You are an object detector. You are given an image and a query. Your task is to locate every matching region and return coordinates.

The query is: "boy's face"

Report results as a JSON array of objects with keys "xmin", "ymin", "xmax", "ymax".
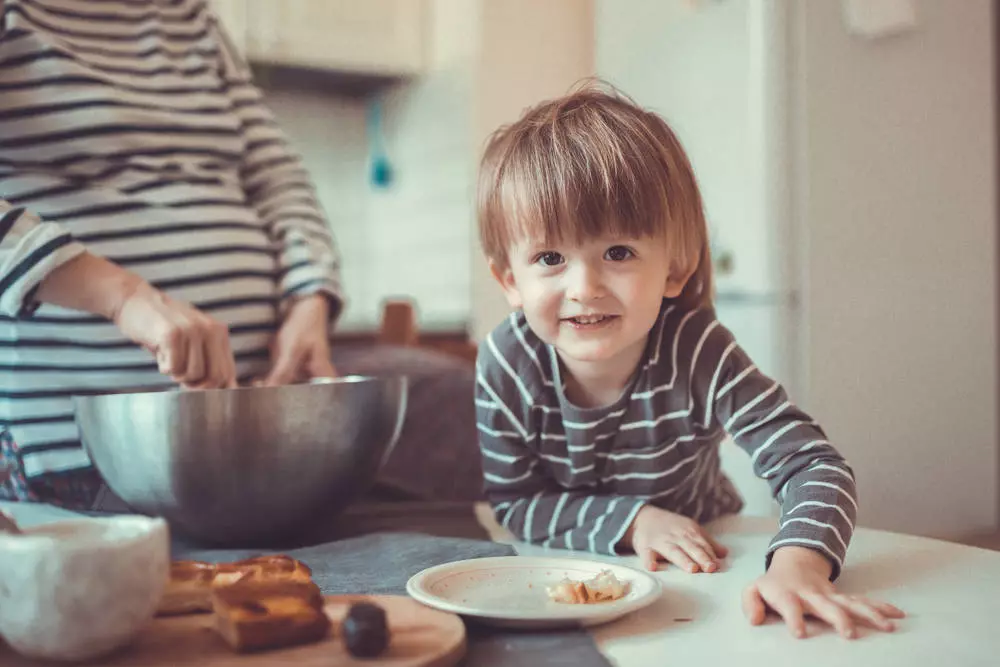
[{"xmin": 491, "ymin": 232, "xmax": 692, "ymax": 376}]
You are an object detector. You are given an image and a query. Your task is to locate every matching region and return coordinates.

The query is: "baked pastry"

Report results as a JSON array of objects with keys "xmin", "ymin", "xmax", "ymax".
[
  {"xmin": 157, "ymin": 560, "xmax": 218, "ymax": 616},
  {"xmin": 214, "ymin": 555, "xmax": 313, "ymax": 585},
  {"xmin": 210, "ymin": 580, "xmax": 331, "ymax": 653},
  {"xmin": 156, "ymin": 555, "xmax": 313, "ymax": 616},
  {"xmin": 546, "ymin": 569, "xmax": 628, "ymax": 604}
]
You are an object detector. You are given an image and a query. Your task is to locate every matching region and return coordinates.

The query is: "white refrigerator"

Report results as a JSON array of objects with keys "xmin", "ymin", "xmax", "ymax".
[{"xmin": 597, "ymin": 0, "xmax": 796, "ymax": 516}]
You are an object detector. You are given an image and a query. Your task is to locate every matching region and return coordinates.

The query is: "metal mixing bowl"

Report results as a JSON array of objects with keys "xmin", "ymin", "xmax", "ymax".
[{"xmin": 72, "ymin": 376, "xmax": 407, "ymax": 547}]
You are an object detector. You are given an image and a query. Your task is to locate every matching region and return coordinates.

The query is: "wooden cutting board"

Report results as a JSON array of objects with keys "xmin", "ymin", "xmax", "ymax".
[{"xmin": 0, "ymin": 595, "xmax": 466, "ymax": 667}]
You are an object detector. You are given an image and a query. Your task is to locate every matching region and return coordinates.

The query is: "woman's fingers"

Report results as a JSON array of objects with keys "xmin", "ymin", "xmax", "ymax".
[
  {"xmin": 156, "ymin": 309, "xmax": 235, "ymax": 389},
  {"xmin": 203, "ymin": 318, "xmax": 236, "ymax": 388},
  {"xmin": 153, "ymin": 317, "xmax": 185, "ymax": 378},
  {"xmin": 188, "ymin": 335, "xmax": 235, "ymax": 389},
  {"xmin": 113, "ymin": 283, "xmax": 237, "ymax": 388},
  {"xmin": 181, "ymin": 329, "xmax": 206, "ymax": 386},
  {"xmin": 306, "ymin": 353, "xmax": 338, "ymax": 380}
]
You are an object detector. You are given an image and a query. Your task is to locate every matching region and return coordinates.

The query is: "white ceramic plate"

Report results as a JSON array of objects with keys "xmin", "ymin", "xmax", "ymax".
[{"xmin": 406, "ymin": 556, "xmax": 662, "ymax": 629}]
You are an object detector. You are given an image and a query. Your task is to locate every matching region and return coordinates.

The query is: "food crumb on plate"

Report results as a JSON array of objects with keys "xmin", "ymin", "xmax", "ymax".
[{"xmin": 546, "ymin": 569, "xmax": 627, "ymax": 604}]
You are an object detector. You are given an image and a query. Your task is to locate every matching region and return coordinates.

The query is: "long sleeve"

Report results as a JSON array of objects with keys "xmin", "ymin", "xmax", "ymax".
[
  {"xmin": 476, "ymin": 339, "xmax": 647, "ymax": 555},
  {"xmin": 0, "ymin": 201, "xmax": 85, "ymax": 318},
  {"xmin": 708, "ymin": 339, "xmax": 858, "ymax": 580},
  {"xmin": 210, "ymin": 18, "xmax": 344, "ymax": 320}
]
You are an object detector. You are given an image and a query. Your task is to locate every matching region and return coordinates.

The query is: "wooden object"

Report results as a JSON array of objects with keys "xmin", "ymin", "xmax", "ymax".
[
  {"xmin": 378, "ymin": 299, "xmax": 420, "ymax": 347},
  {"xmin": 371, "ymin": 299, "xmax": 477, "ymax": 365},
  {"xmin": 0, "ymin": 595, "xmax": 466, "ymax": 667}
]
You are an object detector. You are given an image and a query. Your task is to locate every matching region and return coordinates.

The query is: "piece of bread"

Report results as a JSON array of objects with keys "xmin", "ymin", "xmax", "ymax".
[
  {"xmin": 156, "ymin": 555, "xmax": 314, "ymax": 616},
  {"xmin": 214, "ymin": 555, "xmax": 314, "ymax": 585},
  {"xmin": 546, "ymin": 569, "xmax": 628, "ymax": 604},
  {"xmin": 210, "ymin": 580, "xmax": 331, "ymax": 653},
  {"xmin": 157, "ymin": 560, "xmax": 218, "ymax": 616}
]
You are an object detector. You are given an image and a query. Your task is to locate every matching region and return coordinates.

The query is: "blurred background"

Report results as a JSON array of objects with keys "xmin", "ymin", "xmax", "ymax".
[{"xmin": 209, "ymin": 0, "xmax": 998, "ymax": 547}]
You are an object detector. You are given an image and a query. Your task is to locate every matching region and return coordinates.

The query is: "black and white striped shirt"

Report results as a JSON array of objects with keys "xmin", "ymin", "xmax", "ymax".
[
  {"xmin": 476, "ymin": 304, "xmax": 858, "ymax": 578},
  {"xmin": 0, "ymin": 0, "xmax": 342, "ymax": 478}
]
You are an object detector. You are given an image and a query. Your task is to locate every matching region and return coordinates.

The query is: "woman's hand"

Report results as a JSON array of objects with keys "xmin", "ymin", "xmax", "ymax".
[
  {"xmin": 742, "ymin": 546, "xmax": 905, "ymax": 639},
  {"xmin": 625, "ymin": 505, "xmax": 729, "ymax": 573},
  {"xmin": 113, "ymin": 281, "xmax": 237, "ymax": 389},
  {"xmin": 260, "ymin": 294, "xmax": 337, "ymax": 386},
  {"xmin": 36, "ymin": 252, "xmax": 237, "ymax": 389}
]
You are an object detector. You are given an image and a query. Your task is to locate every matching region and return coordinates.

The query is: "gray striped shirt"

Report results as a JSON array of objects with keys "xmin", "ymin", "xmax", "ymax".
[
  {"xmin": 0, "ymin": 0, "xmax": 342, "ymax": 477},
  {"xmin": 476, "ymin": 304, "xmax": 858, "ymax": 578}
]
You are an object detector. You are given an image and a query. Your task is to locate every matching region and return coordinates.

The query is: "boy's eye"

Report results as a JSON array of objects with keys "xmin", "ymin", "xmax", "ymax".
[
  {"xmin": 535, "ymin": 251, "xmax": 564, "ymax": 267},
  {"xmin": 605, "ymin": 246, "xmax": 634, "ymax": 261}
]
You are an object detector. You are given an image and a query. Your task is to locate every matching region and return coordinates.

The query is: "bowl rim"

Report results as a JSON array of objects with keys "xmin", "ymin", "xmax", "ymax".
[
  {"xmin": 68, "ymin": 374, "xmax": 392, "ymax": 401},
  {"xmin": 0, "ymin": 515, "xmax": 167, "ymax": 553}
]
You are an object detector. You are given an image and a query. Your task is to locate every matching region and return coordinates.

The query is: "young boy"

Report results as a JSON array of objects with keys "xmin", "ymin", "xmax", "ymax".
[{"xmin": 474, "ymin": 82, "xmax": 904, "ymax": 639}]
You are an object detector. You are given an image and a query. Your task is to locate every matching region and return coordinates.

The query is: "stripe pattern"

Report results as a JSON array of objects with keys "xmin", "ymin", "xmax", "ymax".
[
  {"xmin": 476, "ymin": 304, "xmax": 858, "ymax": 579},
  {"xmin": 0, "ymin": 0, "xmax": 343, "ymax": 477}
]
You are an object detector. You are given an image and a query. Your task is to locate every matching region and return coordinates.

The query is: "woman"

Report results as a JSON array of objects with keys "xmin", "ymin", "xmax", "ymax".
[{"xmin": 0, "ymin": 0, "xmax": 482, "ymax": 508}]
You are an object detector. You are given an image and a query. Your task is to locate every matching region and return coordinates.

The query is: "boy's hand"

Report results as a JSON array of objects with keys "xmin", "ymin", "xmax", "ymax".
[
  {"xmin": 742, "ymin": 546, "xmax": 905, "ymax": 639},
  {"xmin": 625, "ymin": 505, "xmax": 728, "ymax": 573}
]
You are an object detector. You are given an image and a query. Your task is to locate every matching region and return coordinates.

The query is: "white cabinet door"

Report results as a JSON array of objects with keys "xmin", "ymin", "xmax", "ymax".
[{"xmin": 244, "ymin": 0, "xmax": 425, "ymax": 77}]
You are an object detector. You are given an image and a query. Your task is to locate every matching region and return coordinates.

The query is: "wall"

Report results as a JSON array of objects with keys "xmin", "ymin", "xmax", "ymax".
[
  {"xmin": 793, "ymin": 0, "xmax": 998, "ymax": 538},
  {"xmin": 261, "ymin": 0, "xmax": 479, "ymax": 333},
  {"xmin": 469, "ymin": 0, "xmax": 597, "ymax": 340},
  {"xmin": 260, "ymin": 90, "xmax": 371, "ymax": 329}
]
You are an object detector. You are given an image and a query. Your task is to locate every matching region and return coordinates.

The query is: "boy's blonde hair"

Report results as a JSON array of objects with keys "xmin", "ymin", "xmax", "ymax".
[{"xmin": 477, "ymin": 81, "xmax": 713, "ymax": 310}]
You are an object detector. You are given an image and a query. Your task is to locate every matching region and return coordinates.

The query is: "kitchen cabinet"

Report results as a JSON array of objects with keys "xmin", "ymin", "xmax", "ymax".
[{"xmin": 209, "ymin": 0, "xmax": 425, "ymax": 78}]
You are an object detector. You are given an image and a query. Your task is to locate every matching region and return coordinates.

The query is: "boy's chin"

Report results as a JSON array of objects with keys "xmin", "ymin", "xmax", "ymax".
[{"xmin": 556, "ymin": 343, "xmax": 630, "ymax": 365}]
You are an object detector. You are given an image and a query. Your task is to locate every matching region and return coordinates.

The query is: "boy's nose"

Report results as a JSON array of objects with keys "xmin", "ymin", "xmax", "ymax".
[{"xmin": 565, "ymin": 264, "xmax": 606, "ymax": 302}]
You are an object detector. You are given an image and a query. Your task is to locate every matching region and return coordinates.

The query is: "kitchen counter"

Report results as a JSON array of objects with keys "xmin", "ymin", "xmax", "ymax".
[
  {"xmin": 5, "ymin": 501, "xmax": 998, "ymax": 665},
  {"xmin": 477, "ymin": 510, "xmax": 1000, "ymax": 666}
]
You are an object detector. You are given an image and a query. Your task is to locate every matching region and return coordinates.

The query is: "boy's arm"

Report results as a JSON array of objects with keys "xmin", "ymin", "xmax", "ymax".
[
  {"xmin": 476, "ymin": 349, "xmax": 645, "ymax": 554},
  {"xmin": 706, "ymin": 335, "xmax": 857, "ymax": 580}
]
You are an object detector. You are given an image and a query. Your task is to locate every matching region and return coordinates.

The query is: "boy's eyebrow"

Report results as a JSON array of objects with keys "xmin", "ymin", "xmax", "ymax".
[{"xmin": 513, "ymin": 243, "xmax": 548, "ymax": 257}]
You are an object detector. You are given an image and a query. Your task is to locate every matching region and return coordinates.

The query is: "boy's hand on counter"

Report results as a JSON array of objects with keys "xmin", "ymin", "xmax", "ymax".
[
  {"xmin": 625, "ymin": 505, "xmax": 728, "ymax": 573},
  {"xmin": 742, "ymin": 545, "xmax": 905, "ymax": 639}
]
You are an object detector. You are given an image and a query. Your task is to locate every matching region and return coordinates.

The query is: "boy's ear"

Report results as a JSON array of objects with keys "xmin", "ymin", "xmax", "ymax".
[
  {"xmin": 664, "ymin": 262, "xmax": 697, "ymax": 299},
  {"xmin": 489, "ymin": 259, "xmax": 523, "ymax": 309}
]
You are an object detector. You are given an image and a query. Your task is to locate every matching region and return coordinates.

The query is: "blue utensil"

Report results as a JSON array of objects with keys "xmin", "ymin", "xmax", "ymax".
[{"xmin": 367, "ymin": 98, "xmax": 393, "ymax": 188}]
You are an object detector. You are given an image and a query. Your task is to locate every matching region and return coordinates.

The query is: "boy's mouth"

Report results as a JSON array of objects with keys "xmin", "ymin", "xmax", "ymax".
[{"xmin": 562, "ymin": 314, "xmax": 618, "ymax": 328}]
